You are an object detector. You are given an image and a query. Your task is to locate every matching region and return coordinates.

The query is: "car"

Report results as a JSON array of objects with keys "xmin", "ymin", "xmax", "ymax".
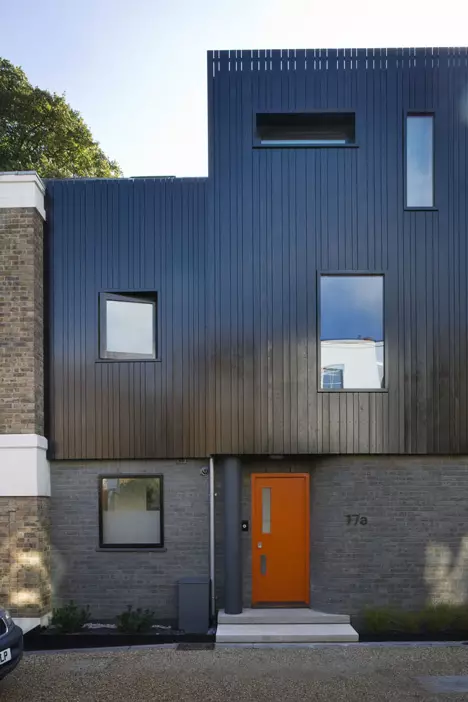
[{"xmin": 0, "ymin": 608, "xmax": 23, "ymax": 681}]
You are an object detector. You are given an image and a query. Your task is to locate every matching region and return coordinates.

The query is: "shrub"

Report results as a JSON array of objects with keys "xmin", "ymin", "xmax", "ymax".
[
  {"xmin": 51, "ymin": 601, "xmax": 90, "ymax": 633},
  {"xmin": 116, "ymin": 605, "xmax": 156, "ymax": 633},
  {"xmin": 363, "ymin": 604, "xmax": 468, "ymax": 635},
  {"xmin": 420, "ymin": 604, "xmax": 468, "ymax": 633},
  {"xmin": 363, "ymin": 607, "xmax": 420, "ymax": 634}
]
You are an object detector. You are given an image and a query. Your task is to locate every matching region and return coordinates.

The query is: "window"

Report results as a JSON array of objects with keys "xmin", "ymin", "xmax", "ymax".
[
  {"xmin": 99, "ymin": 476, "xmax": 163, "ymax": 548},
  {"xmin": 320, "ymin": 275, "xmax": 384, "ymax": 390},
  {"xmin": 406, "ymin": 114, "xmax": 434, "ymax": 208},
  {"xmin": 100, "ymin": 292, "xmax": 157, "ymax": 360},
  {"xmin": 321, "ymin": 365, "xmax": 344, "ymax": 389},
  {"xmin": 256, "ymin": 112, "xmax": 356, "ymax": 146}
]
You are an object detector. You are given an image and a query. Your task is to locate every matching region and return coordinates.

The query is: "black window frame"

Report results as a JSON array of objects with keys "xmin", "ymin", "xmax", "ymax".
[
  {"xmin": 317, "ymin": 271, "xmax": 387, "ymax": 393},
  {"xmin": 98, "ymin": 474, "xmax": 164, "ymax": 549},
  {"xmin": 99, "ymin": 291, "xmax": 158, "ymax": 361},
  {"xmin": 404, "ymin": 112, "xmax": 436, "ymax": 211},
  {"xmin": 253, "ymin": 110, "xmax": 358, "ymax": 149}
]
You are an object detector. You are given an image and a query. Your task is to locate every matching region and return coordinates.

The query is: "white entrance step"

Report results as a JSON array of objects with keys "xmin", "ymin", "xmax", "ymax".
[
  {"xmin": 218, "ymin": 608, "xmax": 350, "ymax": 625},
  {"xmin": 216, "ymin": 608, "xmax": 359, "ymax": 643},
  {"xmin": 216, "ymin": 623, "xmax": 358, "ymax": 643}
]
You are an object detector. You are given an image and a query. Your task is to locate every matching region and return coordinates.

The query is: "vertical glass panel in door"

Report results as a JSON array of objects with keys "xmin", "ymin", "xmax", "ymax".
[{"xmin": 262, "ymin": 487, "xmax": 271, "ymax": 533}]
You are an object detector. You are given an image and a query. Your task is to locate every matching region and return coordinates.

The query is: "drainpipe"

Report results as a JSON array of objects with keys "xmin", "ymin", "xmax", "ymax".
[{"xmin": 209, "ymin": 456, "xmax": 216, "ymax": 620}]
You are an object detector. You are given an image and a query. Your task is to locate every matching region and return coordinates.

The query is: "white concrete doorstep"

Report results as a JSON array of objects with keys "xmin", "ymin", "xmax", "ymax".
[
  {"xmin": 216, "ymin": 623, "xmax": 359, "ymax": 643},
  {"xmin": 218, "ymin": 608, "xmax": 350, "ymax": 625}
]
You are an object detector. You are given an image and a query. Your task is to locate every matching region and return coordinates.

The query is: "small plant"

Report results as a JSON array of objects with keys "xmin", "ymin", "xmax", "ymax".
[
  {"xmin": 51, "ymin": 600, "xmax": 90, "ymax": 633},
  {"xmin": 116, "ymin": 605, "xmax": 156, "ymax": 633}
]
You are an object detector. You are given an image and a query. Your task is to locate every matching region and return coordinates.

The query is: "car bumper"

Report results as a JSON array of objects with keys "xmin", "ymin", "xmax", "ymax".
[{"xmin": 0, "ymin": 625, "xmax": 24, "ymax": 680}]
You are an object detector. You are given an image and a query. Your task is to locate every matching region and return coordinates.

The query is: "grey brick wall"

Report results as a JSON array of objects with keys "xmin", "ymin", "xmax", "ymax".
[
  {"xmin": 50, "ymin": 460, "xmax": 209, "ymax": 620},
  {"xmin": 215, "ymin": 456, "xmax": 468, "ymax": 616}
]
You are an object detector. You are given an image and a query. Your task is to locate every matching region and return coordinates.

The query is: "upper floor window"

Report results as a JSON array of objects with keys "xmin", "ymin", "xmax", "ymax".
[
  {"xmin": 99, "ymin": 292, "xmax": 157, "ymax": 360},
  {"xmin": 406, "ymin": 114, "xmax": 434, "ymax": 208},
  {"xmin": 255, "ymin": 112, "xmax": 356, "ymax": 147},
  {"xmin": 320, "ymin": 275, "xmax": 384, "ymax": 390}
]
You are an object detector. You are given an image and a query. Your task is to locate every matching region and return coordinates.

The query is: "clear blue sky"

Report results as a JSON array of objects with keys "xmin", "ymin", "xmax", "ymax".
[{"xmin": 1, "ymin": 0, "xmax": 467, "ymax": 177}]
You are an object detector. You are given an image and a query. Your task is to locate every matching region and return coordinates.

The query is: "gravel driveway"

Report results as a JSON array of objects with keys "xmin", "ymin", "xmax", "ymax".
[{"xmin": 1, "ymin": 644, "xmax": 468, "ymax": 701}]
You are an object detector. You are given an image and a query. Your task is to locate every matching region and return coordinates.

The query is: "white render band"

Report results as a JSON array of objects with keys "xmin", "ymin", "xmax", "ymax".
[
  {"xmin": 0, "ymin": 171, "xmax": 46, "ymax": 220},
  {"xmin": 0, "ymin": 434, "xmax": 50, "ymax": 497}
]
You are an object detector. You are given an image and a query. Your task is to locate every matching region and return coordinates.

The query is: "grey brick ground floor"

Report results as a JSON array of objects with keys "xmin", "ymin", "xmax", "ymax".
[{"xmin": 50, "ymin": 456, "xmax": 468, "ymax": 621}]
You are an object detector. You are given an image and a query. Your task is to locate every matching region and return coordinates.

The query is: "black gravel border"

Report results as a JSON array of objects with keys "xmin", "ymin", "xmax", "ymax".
[
  {"xmin": 359, "ymin": 632, "xmax": 468, "ymax": 642},
  {"xmin": 24, "ymin": 630, "xmax": 215, "ymax": 651}
]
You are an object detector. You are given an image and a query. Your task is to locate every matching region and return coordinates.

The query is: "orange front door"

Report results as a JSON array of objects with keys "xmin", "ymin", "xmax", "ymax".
[{"xmin": 251, "ymin": 473, "xmax": 310, "ymax": 605}]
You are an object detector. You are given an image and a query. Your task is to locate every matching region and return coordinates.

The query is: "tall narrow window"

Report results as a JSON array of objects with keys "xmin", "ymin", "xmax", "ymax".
[
  {"xmin": 406, "ymin": 114, "xmax": 434, "ymax": 208},
  {"xmin": 320, "ymin": 275, "xmax": 384, "ymax": 390}
]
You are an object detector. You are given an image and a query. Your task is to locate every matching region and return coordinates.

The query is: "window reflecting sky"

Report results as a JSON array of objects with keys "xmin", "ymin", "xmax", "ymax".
[
  {"xmin": 320, "ymin": 276, "xmax": 383, "ymax": 341},
  {"xmin": 106, "ymin": 300, "xmax": 154, "ymax": 355},
  {"xmin": 406, "ymin": 115, "xmax": 434, "ymax": 207}
]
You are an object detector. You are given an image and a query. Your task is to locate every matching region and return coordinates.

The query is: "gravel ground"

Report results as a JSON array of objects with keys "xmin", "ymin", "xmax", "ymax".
[{"xmin": 1, "ymin": 644, "xmax": 468, "ymax": 701}]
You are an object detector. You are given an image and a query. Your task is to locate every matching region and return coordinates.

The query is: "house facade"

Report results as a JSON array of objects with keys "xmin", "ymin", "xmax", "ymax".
[{"xmin": 2, "ymin": 47, "xmax": 468, "ymax": 636}]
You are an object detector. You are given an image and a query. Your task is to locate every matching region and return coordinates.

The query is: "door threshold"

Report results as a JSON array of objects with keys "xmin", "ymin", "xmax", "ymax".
[{"xmin": 252, "ymin": 602, "xmax": 310, "ymax": 609}]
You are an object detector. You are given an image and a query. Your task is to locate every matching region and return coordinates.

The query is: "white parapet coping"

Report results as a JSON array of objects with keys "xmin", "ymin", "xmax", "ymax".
[
  {"xmin": 0, "ymin": 434, "xmax": 50, "ymax": 497},
  {"xmin": 0, "ymin": 171, "xmax": 46, "ymax": 220}
]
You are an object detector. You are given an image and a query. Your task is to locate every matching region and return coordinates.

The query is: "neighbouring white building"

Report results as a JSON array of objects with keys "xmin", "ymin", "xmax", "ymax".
[{"xmin": 321, "ymin": 339, "xmax": 384, "ymax": 389}]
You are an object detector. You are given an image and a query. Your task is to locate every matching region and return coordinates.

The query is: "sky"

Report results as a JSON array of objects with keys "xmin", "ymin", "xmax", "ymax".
[
  {"xmin": 320, "ymin": 276, "xmax": 383, "ymax": 341},
  {"xmin": 1, "ymin": 0, "xmax": 468, "ymax": 177}
]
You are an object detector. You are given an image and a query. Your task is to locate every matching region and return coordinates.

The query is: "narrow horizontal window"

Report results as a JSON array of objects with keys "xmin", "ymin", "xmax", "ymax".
[
  {"xmin": 320, "ymin": 275, "xmax": 384, "ymax": 390},
  {"xmin": 406, "ymin": 114, "xmax": 434, "ymax": 207},
  {"xmin": 99, "ymin": 292, "xmax": 157, "ymax": 360},
  {"xmin": 256, "ymin": 112, "xmax": 355, "ymax": 146},
  {"xmin": 99, "ymin": 476, "xmax": 163, "ymax": 548}
]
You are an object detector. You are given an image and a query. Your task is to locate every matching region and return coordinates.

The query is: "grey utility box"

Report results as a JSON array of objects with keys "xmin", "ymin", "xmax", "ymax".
[{"xmin": 178, "ymin": 577, "xmax": 210, "ymax": 634}]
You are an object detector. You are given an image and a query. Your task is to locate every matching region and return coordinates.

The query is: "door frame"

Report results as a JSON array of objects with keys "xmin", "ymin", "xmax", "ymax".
[{"xmin": 251, "ymin": 472, "xmax": 310, "ymax": 606}]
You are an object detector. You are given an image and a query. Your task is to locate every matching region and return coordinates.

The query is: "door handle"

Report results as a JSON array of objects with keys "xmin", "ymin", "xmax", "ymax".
[{"xmin": 260, "ymin": 554, "xmax": 267, "ymax": 575}]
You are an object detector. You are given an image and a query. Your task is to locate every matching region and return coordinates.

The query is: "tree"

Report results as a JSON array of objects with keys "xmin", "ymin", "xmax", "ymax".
[{"xmin": 0, "ymin": 58, "xmax": 122, "ymax": 178}]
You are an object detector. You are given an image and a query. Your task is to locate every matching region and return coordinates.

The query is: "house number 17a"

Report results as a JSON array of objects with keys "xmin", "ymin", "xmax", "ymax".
[{"xmin": 346, "ymin": 514, "xmax": 368, "ymax": 526}]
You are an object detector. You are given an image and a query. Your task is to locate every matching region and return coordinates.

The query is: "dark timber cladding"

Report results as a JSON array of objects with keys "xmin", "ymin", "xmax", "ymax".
[
  {"xmin": 47, "ymin": 48, "xmax": 468, "ymax": 459},
  {"xmin": 46, "ymin": 178, "xmax": 208, "ymax": 459}
]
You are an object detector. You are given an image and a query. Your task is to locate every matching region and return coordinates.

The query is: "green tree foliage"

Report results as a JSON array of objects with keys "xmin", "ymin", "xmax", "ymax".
[{"xmin": 0, "ymin": 58, "xmax": 122, "ymax": 178}]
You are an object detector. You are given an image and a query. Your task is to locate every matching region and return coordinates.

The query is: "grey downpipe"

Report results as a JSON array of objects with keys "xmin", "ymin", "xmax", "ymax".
[{"xmin": 209, "ymin": 456, "xmax": 216, "ymax": 620}]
